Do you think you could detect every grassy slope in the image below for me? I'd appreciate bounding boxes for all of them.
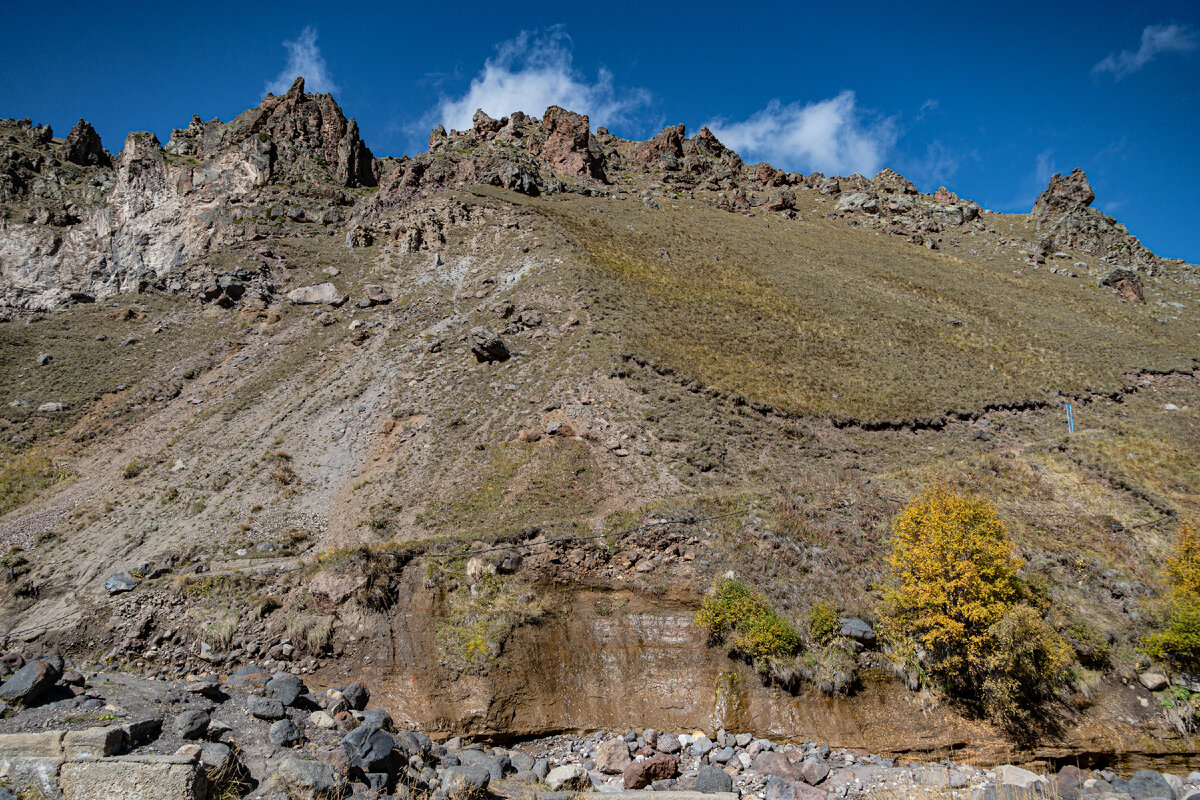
[526,191,1197,422]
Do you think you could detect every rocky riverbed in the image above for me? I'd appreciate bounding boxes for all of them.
[0,653,1198,800]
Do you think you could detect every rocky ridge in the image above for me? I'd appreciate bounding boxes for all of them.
[2,80,1190,311]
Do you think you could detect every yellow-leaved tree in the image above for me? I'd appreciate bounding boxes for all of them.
[1144,520,1200,669]
[882,485,1069,717]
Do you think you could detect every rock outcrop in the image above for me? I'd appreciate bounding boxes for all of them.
[1032,167,1161,272]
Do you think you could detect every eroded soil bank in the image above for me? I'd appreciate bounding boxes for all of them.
[310,571,1197,770]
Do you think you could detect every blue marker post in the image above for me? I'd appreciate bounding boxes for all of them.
[1064,402,1075,434]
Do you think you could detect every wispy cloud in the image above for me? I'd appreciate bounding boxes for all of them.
[905,140,961,188]
[432,27,651,132]
[266,26,338,95]
[706,91,897,176]
[1092,23,1197,79]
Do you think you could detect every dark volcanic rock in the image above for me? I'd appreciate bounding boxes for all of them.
[0,658,62,704]
[469,326,510,363]
[59,119,112,168]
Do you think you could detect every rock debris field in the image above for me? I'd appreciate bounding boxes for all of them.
[0,653,1196,800]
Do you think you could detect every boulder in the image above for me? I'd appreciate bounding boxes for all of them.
[277,755,349,800]
[766,775,833,800]
[657,732,682,753]
[1128,770,1176,800]
[697,764,735,793]
[1100,268,1145,304]
[268,718,303,746]
[59,754,206,800]
[838,618,876,644]
[245,696,285,721]
[105,574,138,595]
[801,758,831,785]
[223,664,270,692]
[362,284,392,307]
[172,710,209,740]
[443,764,491,800]
[340,682,369,710]
[0,658,62,704]
[63,726,126,759]
[286,282,340,305]
[995,764,1048,791]
[546,764,590,791]
[595,738,633,774]
[341,724,395,775]
[624,754,679,789]
[265,673,305,706]
[755,750,804,779]
[468,326,510,363]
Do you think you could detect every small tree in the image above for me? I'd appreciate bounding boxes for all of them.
[1144,521,1200,669]
[882,486,1023,690]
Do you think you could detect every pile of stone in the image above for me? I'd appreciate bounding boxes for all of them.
[2,658,1198,800]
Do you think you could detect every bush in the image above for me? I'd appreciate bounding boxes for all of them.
[881,486,1068,711]
[807,600,839,646]
[982,604,1072,719]
[697,579,800,665]
[1144,521,1200,669]
[121,461,144,479]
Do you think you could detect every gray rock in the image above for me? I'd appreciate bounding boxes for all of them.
[657,732,682,754]
[996,765,1048,791]
[696,764,735,793]
[533,757,549,780]
[469,326,510,362]
[546,764,590,791]
[838,618,876,644]
[1129,770,1177,800]
[287,282,340,305]
[1139,672,1170,691]
[35,353,51,366]
[341,681,369,710]
[710,746,735,764]
[735,733,753,748]
[246,695,285,720]
[690,735,714,757]
[443,764,491,800]
[510,753,535,772]
[342,724,395,774]
[105,574,138,595]
[269,718,303,746]
[0,659,62,704]
[278,755,348,799]
[173,709,209,740]
[801,758,830,785]
[266,673,305,706]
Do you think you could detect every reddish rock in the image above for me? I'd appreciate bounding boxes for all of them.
[541,106,599,178]
[693,125,728,157]
[634,124,685,169]
[754,751,805,779]
[1100,268,1145,303]
[623,754,678,789]
[472,109,503,140]
[1033,167,1095,216]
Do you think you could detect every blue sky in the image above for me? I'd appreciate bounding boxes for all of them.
[3,1,1198,260]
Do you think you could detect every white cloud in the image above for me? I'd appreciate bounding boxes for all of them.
[705,91,897,176]
[266,26,338,95]
[1092,23,1197,79]
[907,140,961,188]
[433,27,651,132]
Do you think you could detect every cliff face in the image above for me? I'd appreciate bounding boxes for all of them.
[0,77,375,309]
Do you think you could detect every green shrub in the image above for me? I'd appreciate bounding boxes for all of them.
[121,461,144,479]
[697,579,800,664]
[807,601,839,646]
[981,604,1072,720]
